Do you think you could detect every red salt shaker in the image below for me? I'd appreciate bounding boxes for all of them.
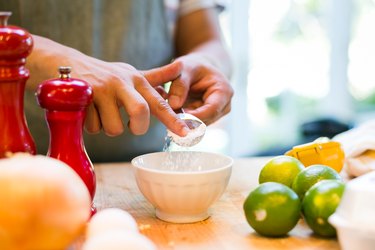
[36,66,96,213]
[0,12,36,158]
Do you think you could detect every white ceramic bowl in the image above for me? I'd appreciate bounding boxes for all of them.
[131,151,233,223]
[329,171,375,250]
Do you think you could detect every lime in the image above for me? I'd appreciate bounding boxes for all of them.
[302,180,345,237]
[259,156,305,188]
[243,182,301,237]
[292,164,341,200]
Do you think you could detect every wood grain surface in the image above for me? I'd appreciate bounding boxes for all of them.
[79,157,340,250]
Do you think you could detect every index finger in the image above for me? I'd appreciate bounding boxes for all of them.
[136,80,189,137]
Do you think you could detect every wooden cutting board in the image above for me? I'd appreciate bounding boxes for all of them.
[76,157,340,250]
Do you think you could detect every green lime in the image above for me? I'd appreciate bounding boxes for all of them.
[292,164,341,200]
[259,156,305,188]
[302,180,345,237]
[243,182,301,237]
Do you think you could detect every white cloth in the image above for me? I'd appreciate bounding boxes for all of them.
[334,120,375,177]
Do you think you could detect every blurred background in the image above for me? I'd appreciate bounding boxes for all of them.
[192,0,375,157]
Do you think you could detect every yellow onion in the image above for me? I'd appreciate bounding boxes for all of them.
[0,154,91,250]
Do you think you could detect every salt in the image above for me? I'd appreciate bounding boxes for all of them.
[159,150,205,172]
[167,123,206,147]
[162,113,206,172]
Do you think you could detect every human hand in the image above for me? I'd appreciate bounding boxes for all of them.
[145,54,233,125]
[27,36,190,138]
[77,57,190,137]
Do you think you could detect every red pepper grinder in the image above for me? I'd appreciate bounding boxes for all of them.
[36,66,96,214]
[0,12,36,158]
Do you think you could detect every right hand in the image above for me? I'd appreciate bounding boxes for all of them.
[79,57,190,137]
[27,36,189,137]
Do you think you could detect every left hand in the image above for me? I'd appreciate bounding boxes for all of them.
[144,54,233,125]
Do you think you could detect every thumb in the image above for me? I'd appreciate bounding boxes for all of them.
[142,60,182,87]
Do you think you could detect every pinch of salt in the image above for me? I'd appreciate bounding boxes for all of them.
[167,123,206,147]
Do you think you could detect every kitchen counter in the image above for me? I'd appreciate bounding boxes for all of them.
[86,157,339,250]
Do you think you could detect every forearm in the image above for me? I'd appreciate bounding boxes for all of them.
[26,35,85,89]
[175,8,232,78]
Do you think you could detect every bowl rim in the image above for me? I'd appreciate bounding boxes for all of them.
[131,151,233,175]
[329,213,375,236]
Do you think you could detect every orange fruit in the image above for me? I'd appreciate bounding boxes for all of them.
[259,156,305,188]
[243,182,301,237]
[302,180,345,237]
[292,164,341,200]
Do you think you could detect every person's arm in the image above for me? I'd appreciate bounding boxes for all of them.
[26,35,189,137]
[176,6,232,77]
[152,7,234,125]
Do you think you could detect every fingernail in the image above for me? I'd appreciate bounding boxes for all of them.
[168,95,180,109]
[181,126,190,136]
